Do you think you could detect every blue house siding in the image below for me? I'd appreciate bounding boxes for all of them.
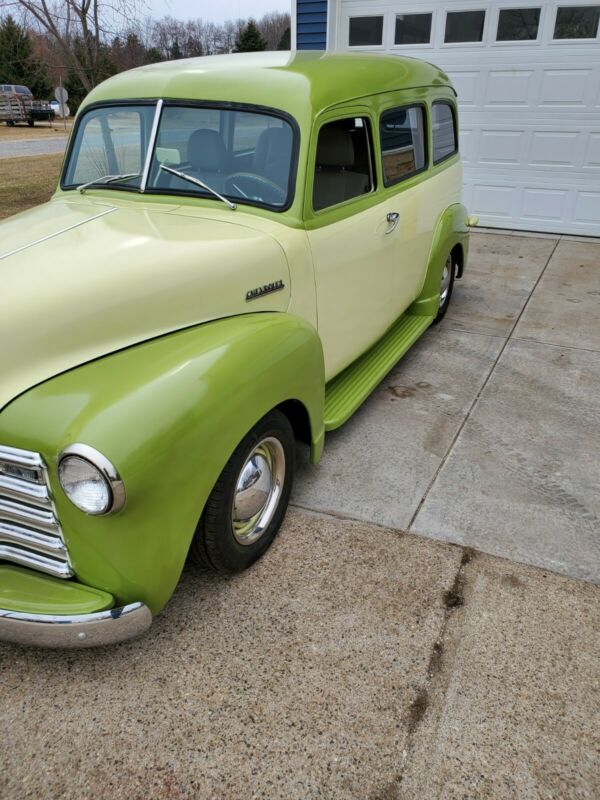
[297,0,328,50]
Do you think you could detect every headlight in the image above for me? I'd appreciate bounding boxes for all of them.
[58,444,125,515]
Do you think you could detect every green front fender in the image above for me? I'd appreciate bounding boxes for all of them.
[409,202,470,317]
[0,313,325,614]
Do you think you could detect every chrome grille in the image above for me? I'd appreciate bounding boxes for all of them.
[0,445,73,579]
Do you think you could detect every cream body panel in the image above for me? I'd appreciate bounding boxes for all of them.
[168,204,317,330]
[389,160,464,315]
[307,196,398,381]
[0,197,291,412]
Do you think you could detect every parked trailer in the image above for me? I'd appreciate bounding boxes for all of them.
[0,90,55,126]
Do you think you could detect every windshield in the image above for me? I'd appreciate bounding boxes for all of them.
[63,102,296,210]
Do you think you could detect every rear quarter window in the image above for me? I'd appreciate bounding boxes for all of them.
[431,102,458,164]
[379,105,427,186]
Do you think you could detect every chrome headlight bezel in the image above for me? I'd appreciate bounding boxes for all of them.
[58,444,126,515]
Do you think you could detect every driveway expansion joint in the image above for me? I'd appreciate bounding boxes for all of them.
[407,236,561,534]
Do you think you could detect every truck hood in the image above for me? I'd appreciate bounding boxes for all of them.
[0,197,291,412]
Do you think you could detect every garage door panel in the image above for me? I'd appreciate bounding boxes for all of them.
[540,69,592,107]
[485,70,534,106]
[585,134,600,167]
[522,188,568,222]
[472,184,515,219]
[447,70,479,106]
[479,130,524,164]
[529,131,580,167]
[574,192,600,226]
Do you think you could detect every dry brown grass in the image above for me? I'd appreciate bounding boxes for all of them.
[0,153,63,220]
[0,120,72,140]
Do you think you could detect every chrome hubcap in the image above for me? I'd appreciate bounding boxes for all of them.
[439,256,452,308]
[232,437,285,545]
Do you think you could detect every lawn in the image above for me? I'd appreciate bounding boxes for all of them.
[0,153,63,220]
[0,120,72,140]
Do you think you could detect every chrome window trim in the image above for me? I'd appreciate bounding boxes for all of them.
[140,98,163,193]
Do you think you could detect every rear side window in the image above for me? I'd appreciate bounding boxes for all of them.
[379,106,426,187]
[313,117,374,211]
[432,103,458,164]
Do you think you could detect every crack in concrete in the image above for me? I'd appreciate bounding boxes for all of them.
[373,546,476,800]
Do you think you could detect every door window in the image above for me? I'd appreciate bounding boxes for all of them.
[432,103,458,164]
[313,117,374,211]
[379,106,426,186]
[445,10,486,42]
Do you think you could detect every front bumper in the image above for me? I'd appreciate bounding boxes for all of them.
[0,602,152,648]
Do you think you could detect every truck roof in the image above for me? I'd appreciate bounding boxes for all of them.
[82,51,453,124]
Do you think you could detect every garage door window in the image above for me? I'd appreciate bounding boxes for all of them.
[432,103,458,164]
[380,106,426,186]
[445,10,486,42]
[349,16,384,46]
[313,118,374,211]
[497,8,541,40]
[395,13,432,45]
[553,6,600,38]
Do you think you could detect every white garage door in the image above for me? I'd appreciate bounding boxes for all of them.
[335,0,600,235]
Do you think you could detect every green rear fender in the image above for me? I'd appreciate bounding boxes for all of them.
[409,202,470,317]
[0,313,325,615]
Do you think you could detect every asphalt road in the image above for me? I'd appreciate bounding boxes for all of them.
[0,136,68,159]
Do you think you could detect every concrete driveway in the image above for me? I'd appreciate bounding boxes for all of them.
[294,230,600,584]
[1,230,599,799]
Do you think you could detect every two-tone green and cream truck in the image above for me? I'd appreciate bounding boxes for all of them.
[0,51,472,647]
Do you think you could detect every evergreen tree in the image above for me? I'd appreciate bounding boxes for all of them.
[170,38,183,60]
[0,15,51,98]
[234,21,267,53]
[143,47,163,65]
[277,27,291,50]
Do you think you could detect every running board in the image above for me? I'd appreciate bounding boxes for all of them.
[324,313,435,431]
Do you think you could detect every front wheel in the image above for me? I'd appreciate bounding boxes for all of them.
[190,409,295,573]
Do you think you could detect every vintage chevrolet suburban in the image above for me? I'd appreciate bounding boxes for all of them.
[0,51,472,648]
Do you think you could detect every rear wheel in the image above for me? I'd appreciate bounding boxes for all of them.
[190,409,295,573]
[433,254,455,324]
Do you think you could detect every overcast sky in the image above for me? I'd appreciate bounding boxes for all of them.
[147,0,290,23]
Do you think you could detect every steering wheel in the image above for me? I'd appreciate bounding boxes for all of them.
[225,173,286,205]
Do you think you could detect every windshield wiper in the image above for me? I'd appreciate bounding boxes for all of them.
[159,164,236,210]
[77,173,141,193]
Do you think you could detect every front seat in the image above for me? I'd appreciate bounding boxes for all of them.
[313,126,369,211]
[187,128,228,190]
[253,127,293,190]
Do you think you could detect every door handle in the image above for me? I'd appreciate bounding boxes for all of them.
[386,212,400,234]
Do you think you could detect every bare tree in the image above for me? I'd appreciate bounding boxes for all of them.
[257,11,290,50]
[9,0,140,91]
